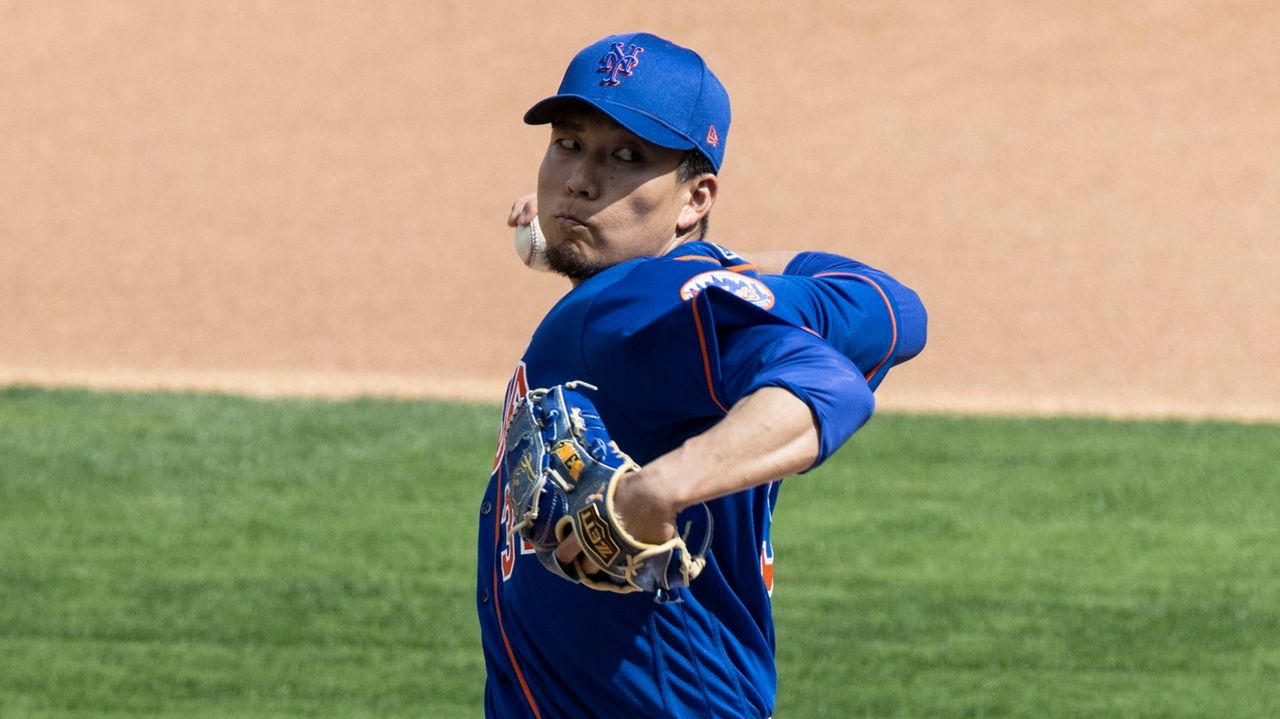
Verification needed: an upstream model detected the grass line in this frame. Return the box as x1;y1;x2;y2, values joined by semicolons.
2;388;1278;717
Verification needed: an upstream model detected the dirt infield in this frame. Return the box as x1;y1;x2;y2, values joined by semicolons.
4;2;1278;420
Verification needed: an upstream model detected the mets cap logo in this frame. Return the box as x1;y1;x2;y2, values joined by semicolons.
680;270;776;310
597;42;643;86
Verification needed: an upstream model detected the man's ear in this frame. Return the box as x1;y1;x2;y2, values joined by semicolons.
676;174;718;233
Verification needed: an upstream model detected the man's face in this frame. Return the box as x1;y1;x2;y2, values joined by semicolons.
536;105;693;282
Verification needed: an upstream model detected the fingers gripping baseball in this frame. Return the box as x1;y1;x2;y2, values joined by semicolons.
509;193;553;272
507;193;538;227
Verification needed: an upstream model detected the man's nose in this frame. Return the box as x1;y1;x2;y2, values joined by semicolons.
565;160;598;200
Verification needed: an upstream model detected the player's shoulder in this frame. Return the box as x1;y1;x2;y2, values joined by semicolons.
593;242;776;316
663;241;758;273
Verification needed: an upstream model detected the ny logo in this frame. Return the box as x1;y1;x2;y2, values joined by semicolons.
597;42;644;86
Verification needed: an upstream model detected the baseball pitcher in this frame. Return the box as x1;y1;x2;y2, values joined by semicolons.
476;32;927;718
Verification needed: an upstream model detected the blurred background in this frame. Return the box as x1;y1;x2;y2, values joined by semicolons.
3;0;1278;420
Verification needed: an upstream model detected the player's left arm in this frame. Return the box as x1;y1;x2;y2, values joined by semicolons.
560;294;874;560
590;385;822;550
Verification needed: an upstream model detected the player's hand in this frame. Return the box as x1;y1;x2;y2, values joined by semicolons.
507;193;538;227
610;469;679;545
554;468;678;570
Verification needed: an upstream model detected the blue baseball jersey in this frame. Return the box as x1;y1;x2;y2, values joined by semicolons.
477;242;926;718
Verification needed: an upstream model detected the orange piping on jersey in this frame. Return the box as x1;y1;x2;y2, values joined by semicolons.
671;256;758;273
813;272;898;381
491;468;543;718
690;300;729;413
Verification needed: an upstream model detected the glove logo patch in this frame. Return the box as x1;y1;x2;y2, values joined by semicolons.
552;440;585;482
679;270;775;310
577;504;622;566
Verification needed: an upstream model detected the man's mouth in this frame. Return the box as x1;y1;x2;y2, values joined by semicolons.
551;213;593;242
553;212;586;228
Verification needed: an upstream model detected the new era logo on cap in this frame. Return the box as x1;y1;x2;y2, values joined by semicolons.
523;32;732;172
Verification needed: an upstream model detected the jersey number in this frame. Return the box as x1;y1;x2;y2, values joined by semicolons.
500;486;536;581
760;540;775;596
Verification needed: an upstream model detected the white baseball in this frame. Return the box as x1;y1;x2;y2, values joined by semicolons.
514;216;551;272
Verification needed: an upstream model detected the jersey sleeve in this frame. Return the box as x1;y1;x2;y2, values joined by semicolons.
768;251;929;390
583;258;873;467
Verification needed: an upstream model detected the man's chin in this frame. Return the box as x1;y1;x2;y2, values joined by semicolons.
546;242;607;282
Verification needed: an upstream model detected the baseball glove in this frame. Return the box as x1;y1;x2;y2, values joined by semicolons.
501;381;711;596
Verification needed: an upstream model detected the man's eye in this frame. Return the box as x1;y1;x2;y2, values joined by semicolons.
555;138;579;151
614;147;641;162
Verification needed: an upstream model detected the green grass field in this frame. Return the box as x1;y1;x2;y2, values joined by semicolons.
1;387;1277;718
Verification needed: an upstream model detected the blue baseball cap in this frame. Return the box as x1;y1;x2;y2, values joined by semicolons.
524;32;731;172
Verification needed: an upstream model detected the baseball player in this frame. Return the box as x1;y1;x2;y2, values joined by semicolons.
477;32;927;718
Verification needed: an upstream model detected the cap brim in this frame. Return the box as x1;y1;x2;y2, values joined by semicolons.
524;95;697;153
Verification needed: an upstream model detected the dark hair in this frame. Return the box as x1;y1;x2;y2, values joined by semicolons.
676;150;715;181
677;151;715;239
